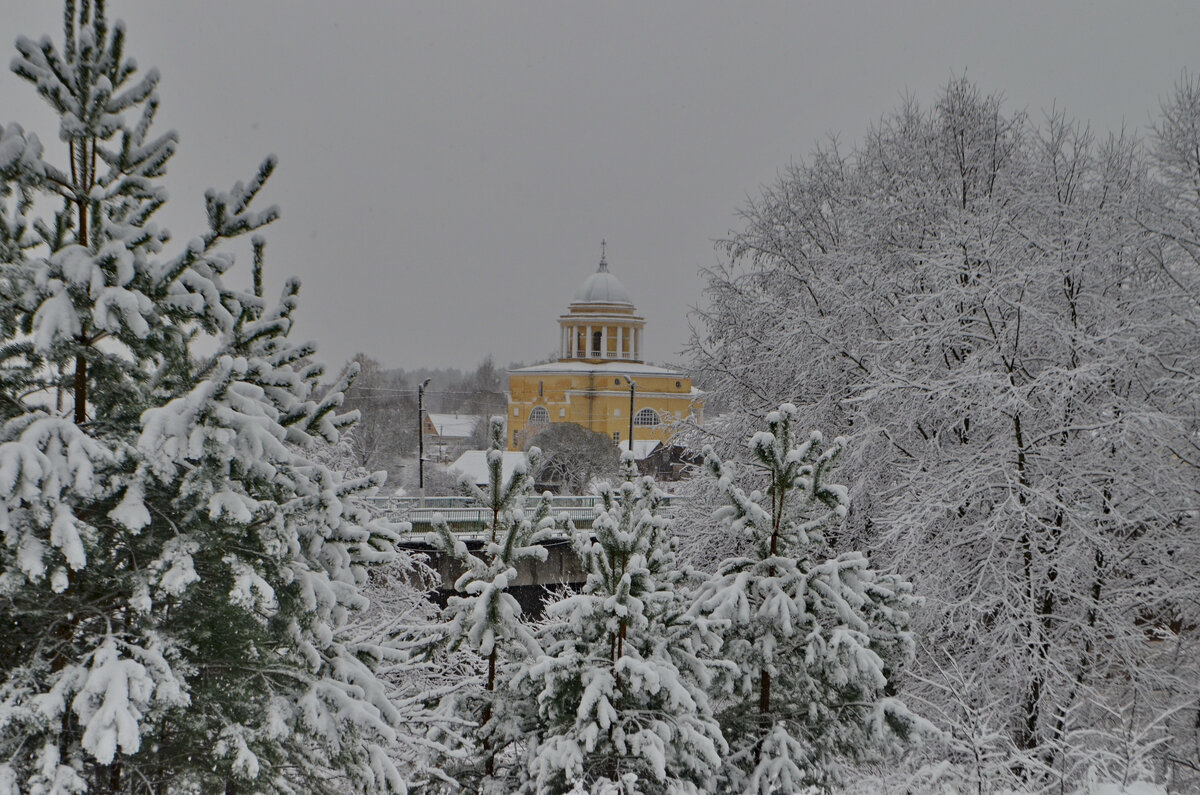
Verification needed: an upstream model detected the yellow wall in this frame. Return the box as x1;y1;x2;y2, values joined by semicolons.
507;370;703;450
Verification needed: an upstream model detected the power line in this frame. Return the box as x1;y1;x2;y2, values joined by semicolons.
343;387;507;396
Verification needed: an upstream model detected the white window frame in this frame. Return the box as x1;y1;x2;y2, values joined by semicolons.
633;408;661;427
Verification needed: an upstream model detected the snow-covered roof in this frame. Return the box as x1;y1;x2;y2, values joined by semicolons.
448;449;530;486
510;361;685;377
427;413;480;438
574;269;632;305
617;439;661;461
573;256;632;305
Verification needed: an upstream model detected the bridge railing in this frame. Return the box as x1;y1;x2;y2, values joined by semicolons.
364;494;605;512
399;506;600;532
365;494;684;536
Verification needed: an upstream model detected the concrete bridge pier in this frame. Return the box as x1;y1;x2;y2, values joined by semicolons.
401;535;587;616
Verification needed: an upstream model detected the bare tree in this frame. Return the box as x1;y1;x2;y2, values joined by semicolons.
527;422;620;494
340;353;415;482
689;79;1200;790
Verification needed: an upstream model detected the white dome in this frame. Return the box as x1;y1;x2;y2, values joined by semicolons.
573;261;632;305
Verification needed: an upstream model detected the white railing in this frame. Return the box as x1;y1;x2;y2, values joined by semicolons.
364;494;604;513
365;494;683;537
403;506;599;527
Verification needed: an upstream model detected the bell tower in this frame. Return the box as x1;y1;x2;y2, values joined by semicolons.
558;241;646;362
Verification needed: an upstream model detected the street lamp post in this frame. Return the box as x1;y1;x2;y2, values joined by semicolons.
417;378;431;507
623;376;636;459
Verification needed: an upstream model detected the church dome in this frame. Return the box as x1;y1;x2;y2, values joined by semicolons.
573;245;633;305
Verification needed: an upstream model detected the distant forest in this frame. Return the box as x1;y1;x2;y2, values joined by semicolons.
337;354;511;484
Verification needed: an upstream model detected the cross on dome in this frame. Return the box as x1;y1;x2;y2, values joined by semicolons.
560;244;644;362
573;243;632;305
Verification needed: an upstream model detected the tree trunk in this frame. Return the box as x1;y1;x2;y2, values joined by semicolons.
74;349;87;424
73;135;91;425
483;648;497;776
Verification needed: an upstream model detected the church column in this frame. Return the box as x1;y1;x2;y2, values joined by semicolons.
634;328;641;361
616;326;624;360
601;325;609;359
586;325;593;357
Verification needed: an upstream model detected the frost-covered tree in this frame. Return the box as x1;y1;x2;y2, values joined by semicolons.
690;79;1200;789
343;539;471;793
306;434;466;791
1149;72;1200;304
0;4;409;792
425;417;558;788
689;405;920;793
516;454;724;795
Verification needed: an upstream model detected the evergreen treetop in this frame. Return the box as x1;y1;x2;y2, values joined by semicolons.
690;404;924;792
516;454;725;795
424;416;559;787
0;4;407;791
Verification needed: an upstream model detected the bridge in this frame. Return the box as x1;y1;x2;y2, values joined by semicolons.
366;494;683;613
363;495;605;537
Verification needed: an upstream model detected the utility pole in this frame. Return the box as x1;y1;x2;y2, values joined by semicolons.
624;376;636;459
418;378;431;507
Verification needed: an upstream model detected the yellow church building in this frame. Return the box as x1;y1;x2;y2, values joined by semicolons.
507;246;702;452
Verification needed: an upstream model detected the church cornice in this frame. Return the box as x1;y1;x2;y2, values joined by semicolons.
558;313;645;323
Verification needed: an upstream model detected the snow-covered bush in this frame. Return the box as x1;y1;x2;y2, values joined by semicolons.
0;4;412;791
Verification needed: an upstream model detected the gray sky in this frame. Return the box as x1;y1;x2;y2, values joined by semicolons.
3;1;1198;373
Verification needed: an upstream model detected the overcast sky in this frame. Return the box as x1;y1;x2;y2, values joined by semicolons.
3;1;1199;373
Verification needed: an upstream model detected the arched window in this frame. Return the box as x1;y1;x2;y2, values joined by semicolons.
592;330;603;356
529;406;550;424
633;408;661;426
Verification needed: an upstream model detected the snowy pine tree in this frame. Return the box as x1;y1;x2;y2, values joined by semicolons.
516;454;725;795
424;417;557;788
0;4;409;792
690;404;921;793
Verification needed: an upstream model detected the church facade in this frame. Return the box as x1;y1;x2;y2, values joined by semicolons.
506;247;702;451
